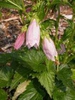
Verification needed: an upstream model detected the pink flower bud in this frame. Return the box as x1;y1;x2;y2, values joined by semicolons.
42;37;58;61
14;32;25;50
26;7;31;13
26;19;40;49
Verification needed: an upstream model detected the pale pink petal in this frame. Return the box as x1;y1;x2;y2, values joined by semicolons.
42;37;58;61
14;33;25;50
26;19;40;49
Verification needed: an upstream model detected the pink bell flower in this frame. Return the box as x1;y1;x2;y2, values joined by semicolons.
42;37;58;61
14;32;25;50
26;19;40;49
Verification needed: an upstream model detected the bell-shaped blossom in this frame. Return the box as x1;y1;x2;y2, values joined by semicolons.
42;37;58;61
26;19;40;49
14;32;25;50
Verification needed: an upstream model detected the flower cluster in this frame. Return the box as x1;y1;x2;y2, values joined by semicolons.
14;19;58;61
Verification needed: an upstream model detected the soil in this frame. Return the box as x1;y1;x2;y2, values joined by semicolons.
0;8;22;53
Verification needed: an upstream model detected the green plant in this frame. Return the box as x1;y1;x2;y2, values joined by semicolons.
0;0;75;100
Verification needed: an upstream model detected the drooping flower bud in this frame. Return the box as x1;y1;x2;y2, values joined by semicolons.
26;19;40;49
14;32;25;50
42;37;58;61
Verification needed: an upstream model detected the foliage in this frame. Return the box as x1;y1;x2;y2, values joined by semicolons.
0;0;75;100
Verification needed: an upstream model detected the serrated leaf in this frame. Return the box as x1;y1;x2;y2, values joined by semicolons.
0;80;8;88
53;87;75;100
20;50;46;72
37;70;55;97
53;88;65;100
12;80;30;100
0;89;7;100
10;66;31;90
19;81;45;100
10;72;24;91
0;53;11;64
0;66;13;87
64;88;75;100
57;67;74;89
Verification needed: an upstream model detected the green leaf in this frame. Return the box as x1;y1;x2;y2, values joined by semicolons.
37;1;45;20
10;71;24;91
0;89;7;100
0;66;13;87
64;88;75;100
53;87;65;100
53;66;75;100
11;0;25;8
10;66;31;90
20;50;46;72
59;64;68;71
41;19;55;30
0;11;2;18
12;80;30;100
19;81;45;100
37;70;55;97
0;66;12;81
71;69;75;80
0;1;21;10
7;0;22;10
62;26;72;41
51;0;64;5
0;53;11;64
57;67;74;89
53;87;75;100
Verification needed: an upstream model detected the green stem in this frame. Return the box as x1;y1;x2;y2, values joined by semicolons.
55;7;60;45
46;59;50;71
55;27;58;44
20;9;29;25
57;65;59;72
